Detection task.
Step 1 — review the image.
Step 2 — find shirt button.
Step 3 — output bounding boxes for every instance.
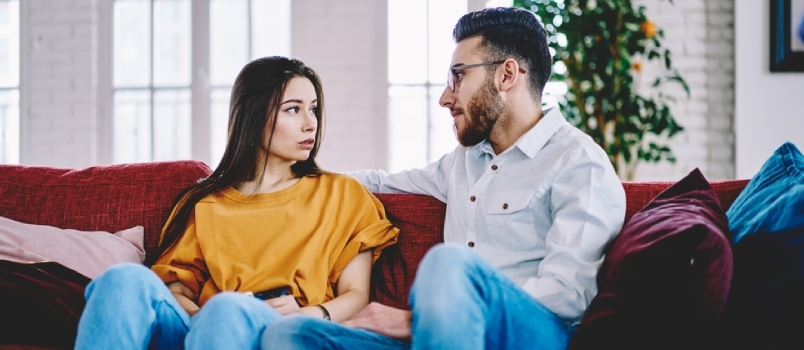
[491,165,498,171]
[470,195,476,202]
[503,203,509,209]
[468,241,475,247]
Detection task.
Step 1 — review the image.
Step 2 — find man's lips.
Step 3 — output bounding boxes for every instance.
[451,110,464,118]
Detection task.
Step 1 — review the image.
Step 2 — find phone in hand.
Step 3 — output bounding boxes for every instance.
[252,287,289,300]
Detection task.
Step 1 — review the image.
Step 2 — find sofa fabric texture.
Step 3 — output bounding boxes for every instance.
[569,168,733,349]
[0,161,212,259]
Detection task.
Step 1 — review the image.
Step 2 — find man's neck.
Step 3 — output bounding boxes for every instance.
[488,102,544,155]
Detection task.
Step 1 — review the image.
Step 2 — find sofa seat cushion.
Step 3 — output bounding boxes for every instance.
[570,168,732,349]
[719,142,804,348]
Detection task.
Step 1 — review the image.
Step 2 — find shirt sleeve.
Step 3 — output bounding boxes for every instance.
[345,150,454,202]
[520,146,626,324]
[150,210,209,298]
[330,185,401,284]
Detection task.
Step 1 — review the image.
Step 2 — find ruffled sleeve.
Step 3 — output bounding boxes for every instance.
[329,186,399,284]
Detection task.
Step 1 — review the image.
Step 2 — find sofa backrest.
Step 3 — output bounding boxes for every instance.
[0,161,212,259]
[0,160,750,310]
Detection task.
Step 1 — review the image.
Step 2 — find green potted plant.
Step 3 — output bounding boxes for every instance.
[514,0,689,180]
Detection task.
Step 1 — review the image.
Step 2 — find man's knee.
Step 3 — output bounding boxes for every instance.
[419,244,477,275]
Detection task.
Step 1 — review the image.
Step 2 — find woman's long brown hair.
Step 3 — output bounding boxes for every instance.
[145,57,325,266]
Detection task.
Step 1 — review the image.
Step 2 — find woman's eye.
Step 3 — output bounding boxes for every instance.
[309,107,318,114]
[286,106,299,113]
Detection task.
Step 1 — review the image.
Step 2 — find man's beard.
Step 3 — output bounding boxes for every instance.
[456,76,507,147]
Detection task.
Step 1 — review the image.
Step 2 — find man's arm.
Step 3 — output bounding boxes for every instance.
[346,151,455,201]
[521,147,626,324]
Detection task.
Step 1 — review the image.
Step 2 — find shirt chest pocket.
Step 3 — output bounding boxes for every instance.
[486,190,539,251]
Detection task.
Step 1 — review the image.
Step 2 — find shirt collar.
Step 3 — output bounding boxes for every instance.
[471,106,569,159]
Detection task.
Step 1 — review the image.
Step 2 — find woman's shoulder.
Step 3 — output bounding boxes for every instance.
[314,172,368,190]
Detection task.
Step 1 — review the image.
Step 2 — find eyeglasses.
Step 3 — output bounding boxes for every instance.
[447,60,527,92]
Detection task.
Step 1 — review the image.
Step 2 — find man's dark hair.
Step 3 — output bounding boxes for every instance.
[453,7,552,99]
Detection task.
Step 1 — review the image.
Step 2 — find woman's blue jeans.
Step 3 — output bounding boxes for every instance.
[74,263,284,350]
[261,244,575,350]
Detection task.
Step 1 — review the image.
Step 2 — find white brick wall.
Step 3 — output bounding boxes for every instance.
[21,0,97,168]
[632,0,735,181]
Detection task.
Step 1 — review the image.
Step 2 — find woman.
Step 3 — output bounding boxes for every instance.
[74,57,399,349]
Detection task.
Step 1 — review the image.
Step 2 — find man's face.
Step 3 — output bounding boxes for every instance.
[439,37,507,147]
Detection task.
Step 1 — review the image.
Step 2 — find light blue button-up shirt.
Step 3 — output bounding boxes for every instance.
[349,107,626,324]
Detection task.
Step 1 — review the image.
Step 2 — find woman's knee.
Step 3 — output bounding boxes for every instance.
[90,263,157,291]
[198,292,252,315]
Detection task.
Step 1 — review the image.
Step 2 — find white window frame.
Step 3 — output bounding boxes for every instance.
[98,0,289,166]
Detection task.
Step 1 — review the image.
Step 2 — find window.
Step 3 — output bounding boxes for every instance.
[0,0,18,164]
[387,0,466,173]
[112,0,290,165]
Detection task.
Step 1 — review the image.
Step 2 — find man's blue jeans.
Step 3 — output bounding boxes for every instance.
[262,244,575,350]
[74,263,283,349]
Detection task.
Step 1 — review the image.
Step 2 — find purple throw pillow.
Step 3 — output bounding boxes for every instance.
[569,168,733,349]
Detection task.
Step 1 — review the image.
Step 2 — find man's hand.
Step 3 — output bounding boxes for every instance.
[342,302,412,341]
[265,295,301,316]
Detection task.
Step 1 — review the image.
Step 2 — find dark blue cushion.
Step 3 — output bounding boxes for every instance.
[719,142,804,349]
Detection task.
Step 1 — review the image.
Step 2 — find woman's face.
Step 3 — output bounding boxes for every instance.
[262,77,319,164]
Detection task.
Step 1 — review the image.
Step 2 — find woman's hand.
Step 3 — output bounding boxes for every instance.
[264,295,300,316]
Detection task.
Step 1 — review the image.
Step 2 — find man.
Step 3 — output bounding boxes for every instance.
[262,7,625,349]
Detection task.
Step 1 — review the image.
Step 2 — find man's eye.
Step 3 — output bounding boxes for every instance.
[455,71,465,80]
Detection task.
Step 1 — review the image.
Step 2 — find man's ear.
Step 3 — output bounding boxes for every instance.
[497,59,522,92]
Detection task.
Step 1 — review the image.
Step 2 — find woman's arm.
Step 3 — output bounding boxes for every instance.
[300,250,373,322]
[167,281,200,316]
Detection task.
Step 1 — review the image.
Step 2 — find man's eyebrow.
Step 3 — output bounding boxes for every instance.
[451,63,465,69]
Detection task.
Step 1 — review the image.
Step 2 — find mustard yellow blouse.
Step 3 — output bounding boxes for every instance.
[151,173,399,307]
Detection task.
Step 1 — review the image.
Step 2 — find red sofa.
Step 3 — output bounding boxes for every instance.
[0,160,749,349]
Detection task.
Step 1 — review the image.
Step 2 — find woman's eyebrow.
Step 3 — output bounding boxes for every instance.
[281,99,318,104]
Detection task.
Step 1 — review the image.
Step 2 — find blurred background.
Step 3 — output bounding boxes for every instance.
[0,0,801,180]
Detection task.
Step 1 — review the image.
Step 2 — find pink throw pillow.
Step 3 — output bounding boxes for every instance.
[0,216,145,279]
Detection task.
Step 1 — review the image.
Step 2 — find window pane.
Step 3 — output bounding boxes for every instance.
[153,0,191,87]
[210,87,231,166]
[114,90,151,163]
[427,0,465,83]
[252,0,291,58]
[0,89,19,164]
[210,0,249,86]
[388,0,427,84]
[0,1,19,88]
[153,89,191,161]
[114,0,151,87]
[428,85,457,161]
[388,86,428,172]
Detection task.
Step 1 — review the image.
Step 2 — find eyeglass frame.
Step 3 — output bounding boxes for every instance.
[447,60,527,92]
